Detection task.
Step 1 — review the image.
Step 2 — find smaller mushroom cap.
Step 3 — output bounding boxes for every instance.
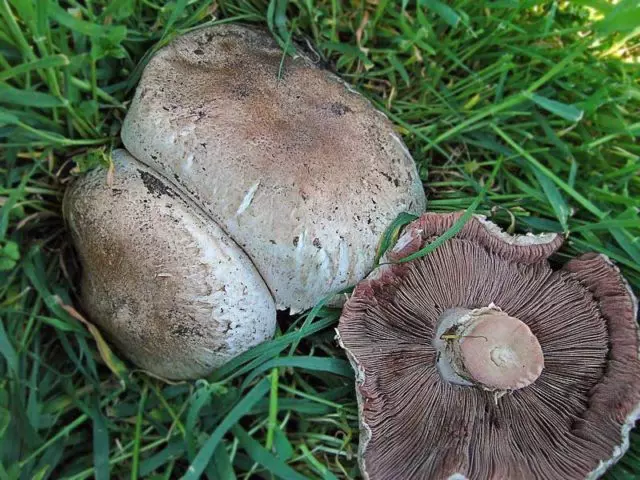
[338,212,640,480]
[63,149,276,379]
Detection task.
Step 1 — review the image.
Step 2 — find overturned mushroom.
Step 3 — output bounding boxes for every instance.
[338,212,640,479]
[64,23,425,378]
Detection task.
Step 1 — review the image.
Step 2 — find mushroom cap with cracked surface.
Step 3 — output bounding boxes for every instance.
[121,23,426,312]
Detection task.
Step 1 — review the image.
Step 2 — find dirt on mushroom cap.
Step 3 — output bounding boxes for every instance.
[121,23,426,312]
[63,149,276,380]
[337,212,640,480]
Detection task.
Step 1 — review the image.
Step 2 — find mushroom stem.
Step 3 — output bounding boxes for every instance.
[434,305,544,391]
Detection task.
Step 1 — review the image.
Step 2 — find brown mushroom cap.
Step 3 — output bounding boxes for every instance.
[121,23,426,312]
[337,212,640,479]
[63,149,276,379]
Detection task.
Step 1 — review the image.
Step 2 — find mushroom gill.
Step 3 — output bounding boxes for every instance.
[337,212,640,480]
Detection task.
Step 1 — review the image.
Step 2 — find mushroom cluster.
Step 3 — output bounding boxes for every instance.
[64,24,425,379]
[338,212,640,479]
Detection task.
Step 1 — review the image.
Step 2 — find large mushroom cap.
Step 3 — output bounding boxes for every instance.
[121,23,426,312]
[63,149,276,379]
[337,212,640,479]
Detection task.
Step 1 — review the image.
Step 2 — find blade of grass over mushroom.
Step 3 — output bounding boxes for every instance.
[276,20,296,80]
[57,299,129,381]
[394,200,476,263]
[570,238,640,274]
[396,158,503,264]
[374,212,419,265]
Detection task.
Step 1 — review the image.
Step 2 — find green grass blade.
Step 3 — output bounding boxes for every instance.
[184,378,270,479]
[232,425,308,480]
[527,93,584,122]
[396,159,503,263]
[91,398,110,480]
[596,0,640,34]
[185,383,216,460]
[130,386,148,480]
[420,0,461,27]
[0,319,18,375]
[209,316,337,382]
[241,357,353,390]
[0,85,65,108]
[492,124,606,219]
[528,163,570,230]
[0,54,69,81]
[300,444,339,480]
[212,443,236,480]
[374,212,419,265]
[139,440,185,477]
[48,3,126,38]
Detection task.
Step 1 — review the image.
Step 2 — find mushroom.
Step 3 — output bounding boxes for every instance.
[63,150,276,379]
[121,23,425,312]
[337,211,640,479]
[64,24,425,378]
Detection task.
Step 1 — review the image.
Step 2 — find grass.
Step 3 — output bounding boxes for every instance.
[1,0,639,478]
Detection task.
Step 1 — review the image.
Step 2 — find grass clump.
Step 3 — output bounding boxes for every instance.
[1,0,639,478]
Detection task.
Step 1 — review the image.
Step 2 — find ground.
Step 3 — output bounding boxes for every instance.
[1,1,639,479]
